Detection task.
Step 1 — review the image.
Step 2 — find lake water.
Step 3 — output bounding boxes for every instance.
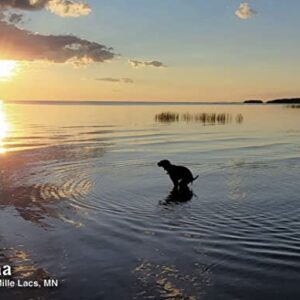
[0,102,300,299]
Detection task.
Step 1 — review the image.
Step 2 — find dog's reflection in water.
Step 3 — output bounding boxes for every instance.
[161,186,194,205]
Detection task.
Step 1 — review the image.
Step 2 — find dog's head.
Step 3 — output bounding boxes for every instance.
[157,160,172,170]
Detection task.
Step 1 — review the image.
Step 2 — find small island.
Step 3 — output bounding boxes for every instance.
[244,100,264,104]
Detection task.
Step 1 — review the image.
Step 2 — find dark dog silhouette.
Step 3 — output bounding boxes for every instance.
[157,160,199,189]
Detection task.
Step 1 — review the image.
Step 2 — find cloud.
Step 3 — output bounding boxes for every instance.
[122,78,134,83]
[96,77,134,84]
[128,59,166,68]
[8,13,24,24]
[46,0,91,17]
[0,0,91,17]
[0,20,115,65]
[235,3,257,20]
[0,6,27,25]
[0,0,46,10]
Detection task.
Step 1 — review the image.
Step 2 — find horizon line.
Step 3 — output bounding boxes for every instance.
[2,98,299,106]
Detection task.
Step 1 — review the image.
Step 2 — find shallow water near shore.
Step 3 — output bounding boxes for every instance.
[0,102,300,299]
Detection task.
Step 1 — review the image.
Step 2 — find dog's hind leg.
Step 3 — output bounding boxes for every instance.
[179,179,189,190]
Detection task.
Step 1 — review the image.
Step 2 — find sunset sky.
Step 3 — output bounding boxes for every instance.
[0,0,300,102]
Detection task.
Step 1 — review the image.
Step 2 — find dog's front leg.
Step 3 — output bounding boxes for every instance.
[170,175,179,189]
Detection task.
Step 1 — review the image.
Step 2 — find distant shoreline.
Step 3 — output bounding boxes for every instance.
[265,98,300,104]
[2,98,300,106]
[2,100,245,106]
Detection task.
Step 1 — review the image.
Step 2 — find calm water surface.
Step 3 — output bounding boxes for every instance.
[0,102,300,299]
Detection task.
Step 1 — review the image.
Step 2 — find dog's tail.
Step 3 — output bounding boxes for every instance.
[192,175,199,184]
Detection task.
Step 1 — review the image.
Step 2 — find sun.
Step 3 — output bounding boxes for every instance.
[0,60,17,80]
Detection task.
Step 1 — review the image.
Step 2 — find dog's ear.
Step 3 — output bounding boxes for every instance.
[162,160,171,166]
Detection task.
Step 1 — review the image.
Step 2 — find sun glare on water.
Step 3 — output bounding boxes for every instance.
[0,101,9,154]
[0,60,17,80]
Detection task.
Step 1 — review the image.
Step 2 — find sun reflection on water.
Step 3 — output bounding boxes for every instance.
[0,101,9,154]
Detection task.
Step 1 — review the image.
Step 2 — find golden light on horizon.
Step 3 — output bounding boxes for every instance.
[0,101,9,154]
[0,60,17,80]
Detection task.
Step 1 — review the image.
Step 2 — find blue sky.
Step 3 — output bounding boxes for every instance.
[1,0,300,101]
